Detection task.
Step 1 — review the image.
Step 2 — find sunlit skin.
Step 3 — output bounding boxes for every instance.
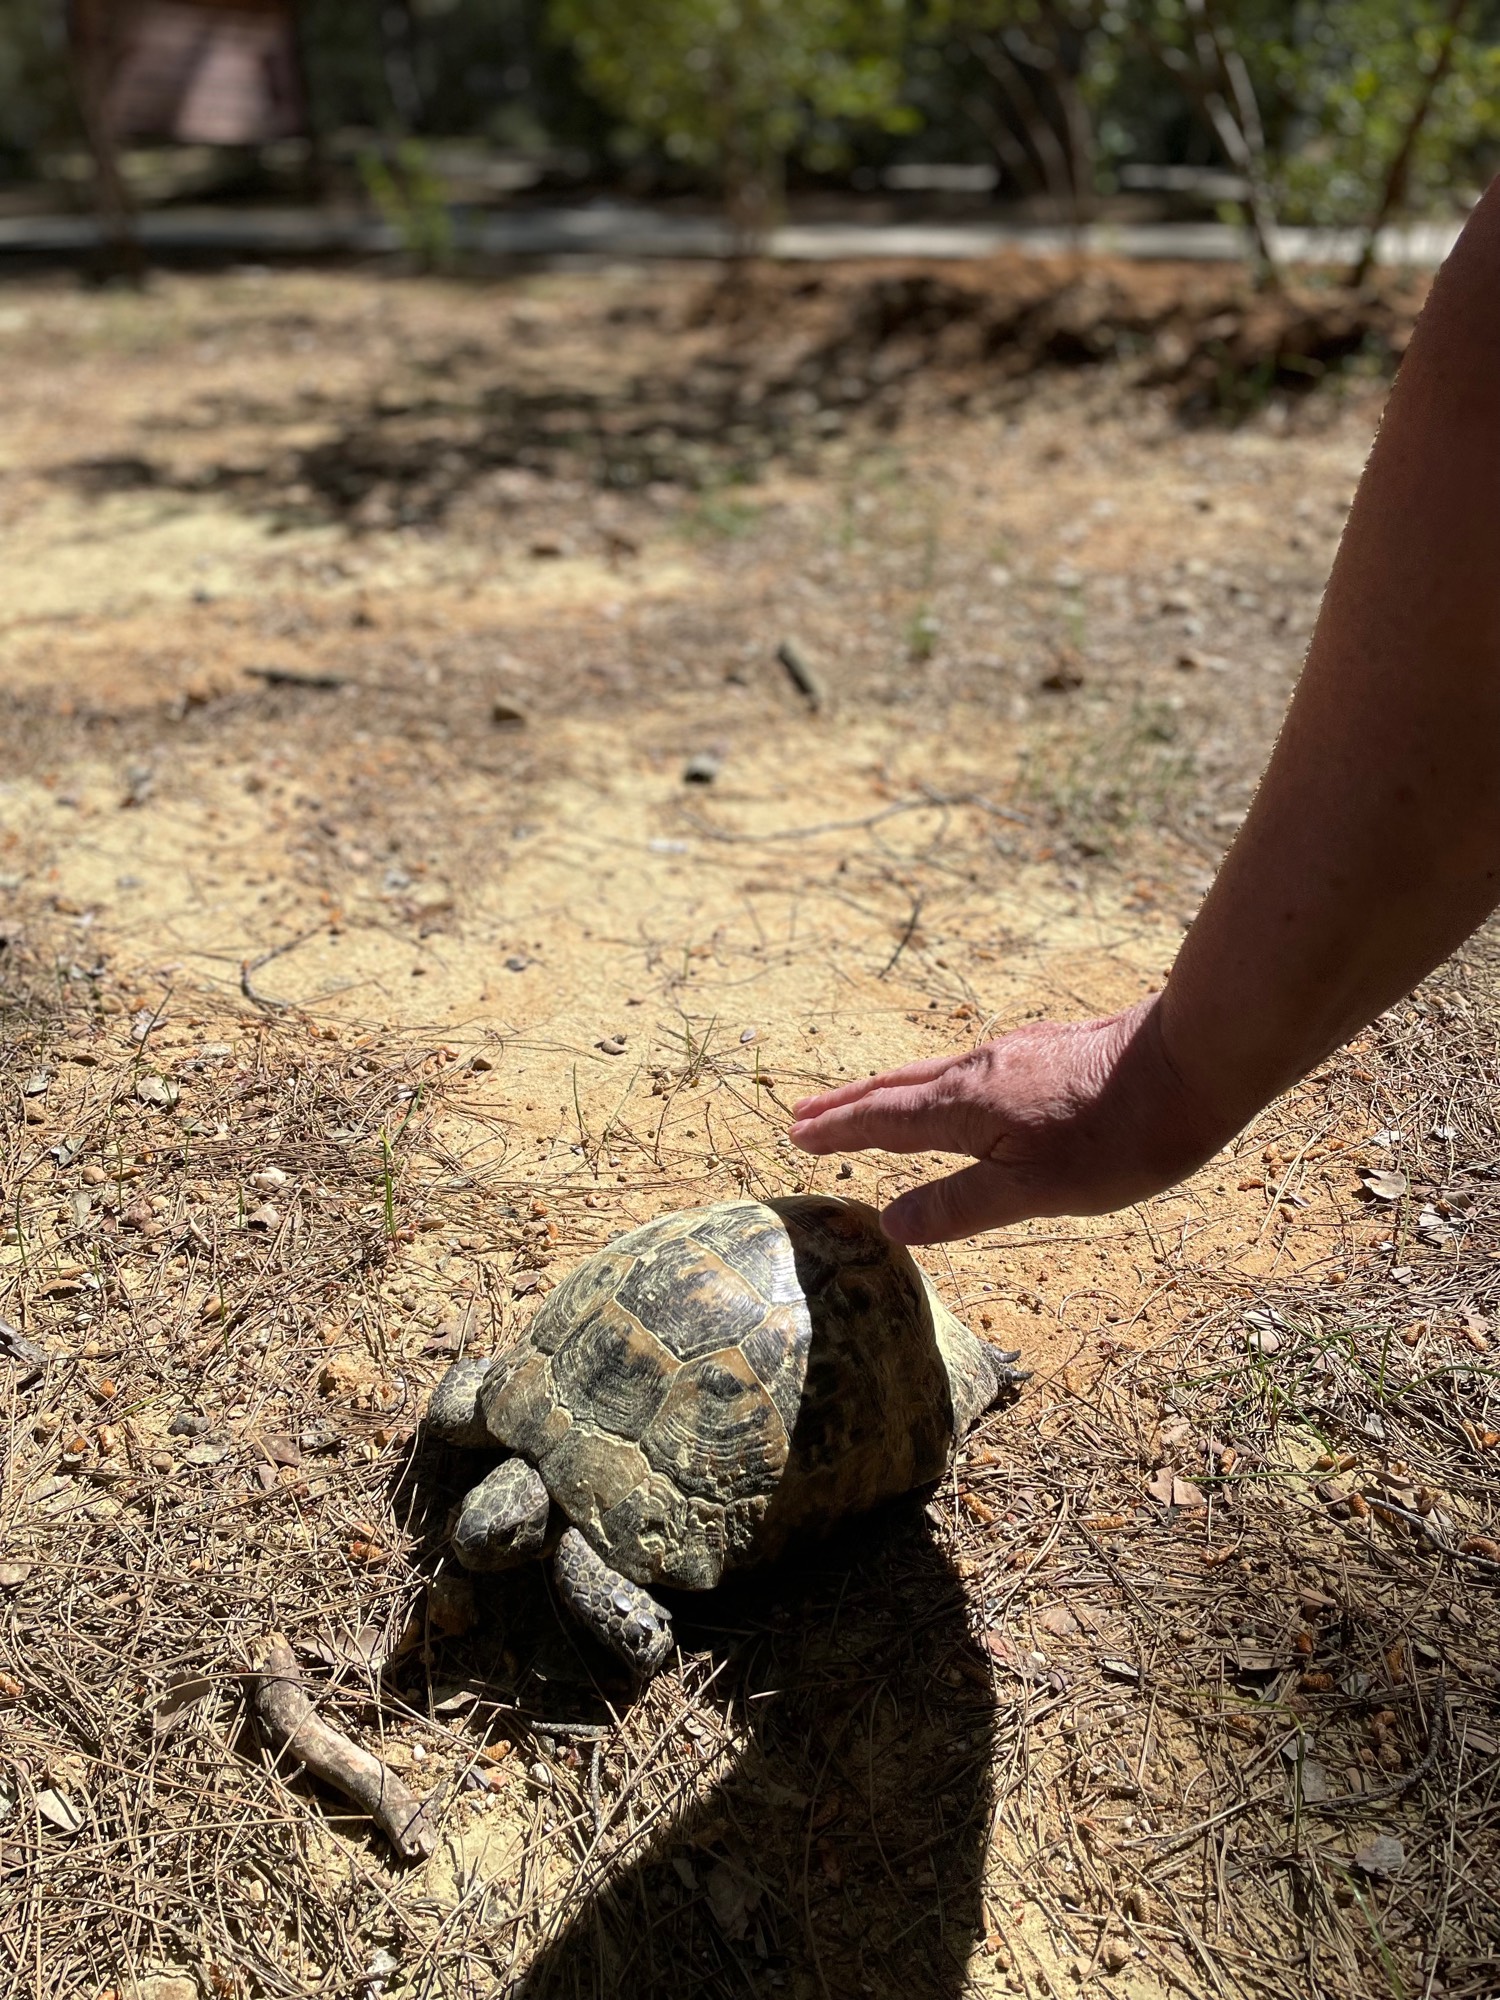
[791,176,1500,1246]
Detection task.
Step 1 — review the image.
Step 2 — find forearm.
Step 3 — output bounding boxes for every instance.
[1159,177,1500,1138]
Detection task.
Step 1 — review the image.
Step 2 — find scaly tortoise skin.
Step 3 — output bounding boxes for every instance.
[427,1195,1025,1675]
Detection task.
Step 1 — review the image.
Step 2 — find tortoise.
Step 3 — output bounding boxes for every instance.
[427,1194,1026,1676]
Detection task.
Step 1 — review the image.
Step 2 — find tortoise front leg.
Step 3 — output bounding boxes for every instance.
[553,1528,674,1678]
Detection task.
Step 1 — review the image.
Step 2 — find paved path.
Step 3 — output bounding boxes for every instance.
[0,201,1463,267]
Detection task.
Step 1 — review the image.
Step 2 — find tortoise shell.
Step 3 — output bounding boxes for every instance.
[477,1195,966,1592]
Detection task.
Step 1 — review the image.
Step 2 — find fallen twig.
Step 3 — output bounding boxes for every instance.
[240,929,322,1013]
[245,666,347,691]
[776,637,825,712]
[250,1636,437,1863]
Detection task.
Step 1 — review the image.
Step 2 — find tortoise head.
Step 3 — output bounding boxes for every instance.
[428,1359,555,1571]
[452,1457,552,1572]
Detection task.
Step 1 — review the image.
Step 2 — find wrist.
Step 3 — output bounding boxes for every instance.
[1120,993,1248,1182]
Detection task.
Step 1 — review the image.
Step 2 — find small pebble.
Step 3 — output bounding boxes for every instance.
[682,752,721,785]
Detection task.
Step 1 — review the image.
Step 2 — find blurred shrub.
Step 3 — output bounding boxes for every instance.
[1268,0,1500,226]
[548,0,917,237]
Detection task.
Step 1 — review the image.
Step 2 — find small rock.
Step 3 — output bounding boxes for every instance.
[1039,660,1084,693]
[596,1036,627,1057]
[740,1027,757,1043]
[131,1976,199,2000]
[1246,1327,1282,1356]
[428,1572,475,1638]
[22,1072,50,1098]
[1354,1833,1405,1878]
[135,1077,179,1111]
[0,1560,32,1588]
[244,1203,281,1231]
[1038,1606,1078,1638]
[167,1411,209,1438]
[491,699,527,728]
[682,752,722,785]
[504,955,531,973]
[364,1948,401,1995]
[1101,1939,1131,1975]
[180,1443,227,1468]
[252,1167,288,1190]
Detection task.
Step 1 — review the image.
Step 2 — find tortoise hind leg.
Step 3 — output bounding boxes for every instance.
[553,1527,674,1679]
[932,1302,1030,1439]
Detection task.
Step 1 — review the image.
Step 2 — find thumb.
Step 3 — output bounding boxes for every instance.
[880,1162,1023,1245]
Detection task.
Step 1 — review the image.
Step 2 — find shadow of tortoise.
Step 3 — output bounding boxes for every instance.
[507,1498,997,2000]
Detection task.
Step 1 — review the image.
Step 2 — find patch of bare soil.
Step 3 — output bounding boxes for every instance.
[0,264,1493,2000]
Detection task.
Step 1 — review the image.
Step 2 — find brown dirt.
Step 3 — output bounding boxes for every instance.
[0,261,1494,2000]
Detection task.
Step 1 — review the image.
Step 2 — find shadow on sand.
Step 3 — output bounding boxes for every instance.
[507,1500,997,2000]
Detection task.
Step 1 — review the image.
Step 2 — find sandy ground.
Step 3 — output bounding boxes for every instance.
[0,263,1381,1354]
[2,265,1494,2000]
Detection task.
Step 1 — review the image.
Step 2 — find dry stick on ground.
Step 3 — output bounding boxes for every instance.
[250,1636,438,1863]
[240,928,325,1013]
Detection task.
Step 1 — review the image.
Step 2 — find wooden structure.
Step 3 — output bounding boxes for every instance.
[74,0,306,147]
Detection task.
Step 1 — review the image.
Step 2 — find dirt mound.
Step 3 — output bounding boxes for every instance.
[699,256,1429,419]
[52,258,1426,538]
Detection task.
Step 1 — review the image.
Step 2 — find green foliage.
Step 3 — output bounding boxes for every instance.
[359,140,456,268]
[548,0,916,225]
[1268,1,1500,226]
[0,0,78,170]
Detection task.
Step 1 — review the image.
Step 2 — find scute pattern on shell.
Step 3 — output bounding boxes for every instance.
[484,1196,971,1593]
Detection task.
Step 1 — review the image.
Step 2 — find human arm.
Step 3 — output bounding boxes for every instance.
[790,177,1500,1245]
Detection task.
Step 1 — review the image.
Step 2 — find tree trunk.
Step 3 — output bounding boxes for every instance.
[969,31,1074,219]
[1145,1,1283,285]
[68,0,143,284]
[1349,0,1470,288]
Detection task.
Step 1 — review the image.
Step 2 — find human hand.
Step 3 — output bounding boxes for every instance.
[788,997,1229,1244]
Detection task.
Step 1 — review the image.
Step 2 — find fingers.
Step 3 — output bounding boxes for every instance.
[791,1054,965,1121]
[881,1162,1037,1245]
[788,1078,982,1157]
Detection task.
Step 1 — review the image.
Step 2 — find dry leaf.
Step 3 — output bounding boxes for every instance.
[1147,1468,1205,1509]
[35,1788,85,1834]
[1354,1833,1404,1877]
[1358,1168,1408,1202]
[705,1861,761,1941]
